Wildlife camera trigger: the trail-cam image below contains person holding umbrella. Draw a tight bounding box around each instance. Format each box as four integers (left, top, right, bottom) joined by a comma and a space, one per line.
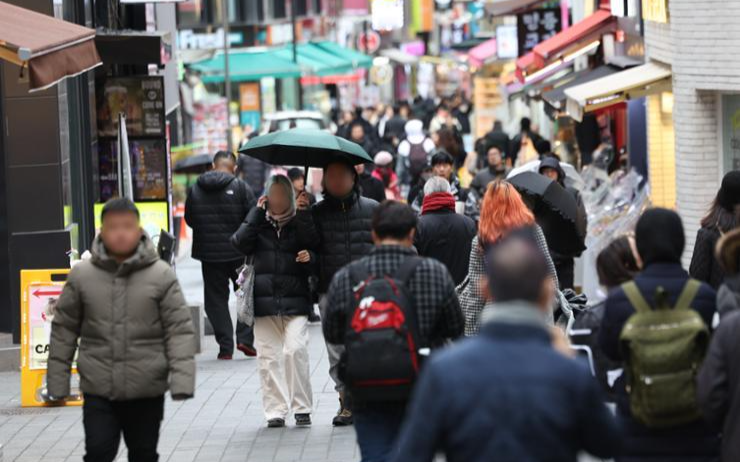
239, 128, 377, 427
313, 158, 380, 426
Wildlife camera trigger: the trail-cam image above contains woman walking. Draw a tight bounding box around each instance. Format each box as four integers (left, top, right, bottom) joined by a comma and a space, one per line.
458, 180, 559, 335
690, 170, 740, 289
231, 174, 318, 428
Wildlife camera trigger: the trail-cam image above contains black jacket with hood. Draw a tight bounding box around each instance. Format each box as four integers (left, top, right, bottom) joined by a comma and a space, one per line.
185, 171, 256, 262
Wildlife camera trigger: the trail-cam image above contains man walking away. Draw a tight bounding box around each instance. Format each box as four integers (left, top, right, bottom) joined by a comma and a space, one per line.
392, 235, 620, 462
324, 201, 464, 462
415, 177, 476, 285
185, 151, 257, 360
48, 199, 195, 462
599, 208, 719, 462
312, 158, 379, 426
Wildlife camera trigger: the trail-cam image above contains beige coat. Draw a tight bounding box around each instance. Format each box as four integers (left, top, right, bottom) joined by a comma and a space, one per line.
48, 234, 195, 400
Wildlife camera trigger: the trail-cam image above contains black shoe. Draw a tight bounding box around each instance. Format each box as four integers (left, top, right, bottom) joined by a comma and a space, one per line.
295, 413, 311, 426
267, 418, 285, 428
237, 343, 257, 357
308, 311, 321, 323
332, 405, 353, 426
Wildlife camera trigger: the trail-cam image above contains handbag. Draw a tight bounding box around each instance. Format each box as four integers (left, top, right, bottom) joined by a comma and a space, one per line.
235, 255, 256, 326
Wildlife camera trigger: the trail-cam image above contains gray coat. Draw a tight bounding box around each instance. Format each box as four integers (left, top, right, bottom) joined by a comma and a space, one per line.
48, 234, 195, 401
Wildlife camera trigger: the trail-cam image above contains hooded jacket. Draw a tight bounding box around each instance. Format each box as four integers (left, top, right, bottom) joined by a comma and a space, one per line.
231, 208, 319, 317
48, 234, 196, 401
185, 170, 256, 262
312, 191, 379, 293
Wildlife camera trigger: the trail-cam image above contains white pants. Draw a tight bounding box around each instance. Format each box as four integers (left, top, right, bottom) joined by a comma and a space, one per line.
253, 315, 313, 420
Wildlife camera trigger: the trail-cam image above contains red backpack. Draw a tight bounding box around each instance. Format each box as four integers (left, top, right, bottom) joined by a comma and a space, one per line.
343, 257, 424, 402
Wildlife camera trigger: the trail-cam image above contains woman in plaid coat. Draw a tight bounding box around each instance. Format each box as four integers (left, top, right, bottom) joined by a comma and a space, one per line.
457, 180, 558, 336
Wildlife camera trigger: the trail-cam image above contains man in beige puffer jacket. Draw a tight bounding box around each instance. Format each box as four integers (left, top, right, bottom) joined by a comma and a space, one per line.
48, 198, 195, 462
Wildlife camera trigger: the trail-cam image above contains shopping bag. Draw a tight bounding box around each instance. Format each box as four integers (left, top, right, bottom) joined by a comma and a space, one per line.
236, 256, 256, 326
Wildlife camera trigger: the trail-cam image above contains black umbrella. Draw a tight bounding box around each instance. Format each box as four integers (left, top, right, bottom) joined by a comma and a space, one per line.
239, 128, 373, 177
173, 153, 213, 174
508, 171, 586, 255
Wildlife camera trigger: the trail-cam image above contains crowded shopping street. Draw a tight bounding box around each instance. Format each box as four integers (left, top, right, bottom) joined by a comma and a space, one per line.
1, 0, 740, 461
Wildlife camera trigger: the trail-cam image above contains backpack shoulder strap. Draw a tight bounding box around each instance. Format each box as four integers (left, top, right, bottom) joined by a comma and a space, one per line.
394, 256, 423, 286
349, 261, 372, 290
621, 281, 652, 314
674, 279, 702, 311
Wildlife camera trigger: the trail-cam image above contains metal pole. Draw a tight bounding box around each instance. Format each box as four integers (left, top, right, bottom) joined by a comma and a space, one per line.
292, 0, 303, 110
223, 0, 233, 152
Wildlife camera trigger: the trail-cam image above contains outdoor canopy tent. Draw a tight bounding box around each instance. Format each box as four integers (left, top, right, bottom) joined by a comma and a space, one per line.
0, 1, 102, 91
541, 65, 621, 110
467, 38, 497, 68
564, 61, 672, 121
190, 42, 372, 83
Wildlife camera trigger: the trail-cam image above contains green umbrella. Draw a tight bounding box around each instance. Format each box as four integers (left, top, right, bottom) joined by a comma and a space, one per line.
239, 128, 373, 170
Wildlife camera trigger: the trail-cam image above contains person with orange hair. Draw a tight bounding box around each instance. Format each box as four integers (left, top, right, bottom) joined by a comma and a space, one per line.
457, 180, 558, 336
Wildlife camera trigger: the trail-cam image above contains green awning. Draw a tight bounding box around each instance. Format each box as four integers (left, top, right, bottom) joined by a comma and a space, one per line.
274, 43, 353, 76
190, 42, 372, 83
313, 41, 373, 69
191, 51, 302, 83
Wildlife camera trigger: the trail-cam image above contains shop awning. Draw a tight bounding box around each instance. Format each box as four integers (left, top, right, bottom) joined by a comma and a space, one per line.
533, 9, 615, 69
191, 51, 302, 83
541, 65, 620, 110
275, 43, 352, 76
380, 48, 419, 65
484, 0, 549, 16
565, 61, 672, 121
468, 38, 497, 67
0, 1, 102, 91
313, 42, 373, 69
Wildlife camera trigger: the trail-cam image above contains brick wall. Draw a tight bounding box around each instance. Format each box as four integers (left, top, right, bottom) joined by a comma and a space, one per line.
644, 0, 740, 263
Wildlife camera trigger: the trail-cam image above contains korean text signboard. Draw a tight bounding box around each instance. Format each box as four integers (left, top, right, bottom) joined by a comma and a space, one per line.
517, 8, 562, 56
21, 269, 82, 407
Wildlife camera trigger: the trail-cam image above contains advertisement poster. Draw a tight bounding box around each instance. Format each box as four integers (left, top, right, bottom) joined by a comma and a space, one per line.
98, 139, 168, 202
27, 284, 69, 370
96, 77, 165, 137
239, 82, 261, 131
517, 8, 562, 56
94, 202, 170, 236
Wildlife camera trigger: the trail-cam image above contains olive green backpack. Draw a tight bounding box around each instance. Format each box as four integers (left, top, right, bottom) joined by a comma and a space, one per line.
619, 280, 710, 428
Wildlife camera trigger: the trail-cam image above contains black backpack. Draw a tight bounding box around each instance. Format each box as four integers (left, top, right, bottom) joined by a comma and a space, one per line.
342, 257, 423, 403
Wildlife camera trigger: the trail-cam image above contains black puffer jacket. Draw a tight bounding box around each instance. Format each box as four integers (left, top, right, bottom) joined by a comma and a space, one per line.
312, 192, 379, 293
415, 209, 476, 285
185, 171, 256, 262
231, 208, 318, 317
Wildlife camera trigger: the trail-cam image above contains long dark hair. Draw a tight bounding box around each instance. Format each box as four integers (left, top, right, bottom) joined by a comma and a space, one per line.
435, 127, 462, 160
700, 197, 740, 233
596, 236, 640, 289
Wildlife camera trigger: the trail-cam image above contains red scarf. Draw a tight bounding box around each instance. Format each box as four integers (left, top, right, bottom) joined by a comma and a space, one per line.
422, 192, 456, 215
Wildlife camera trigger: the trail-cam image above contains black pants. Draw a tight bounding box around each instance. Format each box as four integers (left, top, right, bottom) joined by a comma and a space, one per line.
555, 257, 575, 291
202, 259, 254, 354
83, 394, 164, 462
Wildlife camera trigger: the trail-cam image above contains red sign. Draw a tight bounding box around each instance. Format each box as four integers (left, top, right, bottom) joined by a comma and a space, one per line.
357, 30, 381, 54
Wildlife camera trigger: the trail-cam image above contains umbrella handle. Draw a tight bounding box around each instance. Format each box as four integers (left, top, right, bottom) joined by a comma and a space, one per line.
304, 165, 309, 193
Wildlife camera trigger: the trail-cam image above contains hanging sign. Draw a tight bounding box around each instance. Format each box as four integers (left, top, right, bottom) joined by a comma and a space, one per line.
517, 8, 562, 56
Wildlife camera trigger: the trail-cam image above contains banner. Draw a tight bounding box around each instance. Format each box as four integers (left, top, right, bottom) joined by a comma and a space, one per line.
239, 82, 261, 131
517, 8, 562, 56
642, 0, 668, 23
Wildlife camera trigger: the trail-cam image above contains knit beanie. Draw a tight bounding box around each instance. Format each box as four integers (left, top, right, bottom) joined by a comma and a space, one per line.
635, 208, 685, 265
718, 170, 740, 212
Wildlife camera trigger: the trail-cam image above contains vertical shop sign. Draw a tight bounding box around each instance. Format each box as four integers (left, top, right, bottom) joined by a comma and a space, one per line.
239, 82, 261, 131
517, 8, 562, 56
642, 0, 668, 23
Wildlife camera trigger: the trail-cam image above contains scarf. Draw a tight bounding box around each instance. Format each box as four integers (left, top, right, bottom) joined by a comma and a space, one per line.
265, 206, 295, 235
421, 192, 456, 215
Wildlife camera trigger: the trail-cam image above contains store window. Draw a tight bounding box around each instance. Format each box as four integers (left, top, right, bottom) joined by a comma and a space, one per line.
313, 0, 322, 14
721, 94, 740, 173
295, 0, 308, 16
177, 0, 207, 28
243, 0, 265, 23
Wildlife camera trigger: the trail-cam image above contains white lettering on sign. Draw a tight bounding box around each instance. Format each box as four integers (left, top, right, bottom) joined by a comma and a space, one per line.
178, 29, 243, 50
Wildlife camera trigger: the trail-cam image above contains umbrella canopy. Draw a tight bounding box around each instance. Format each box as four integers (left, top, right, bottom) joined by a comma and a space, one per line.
508, 160, 585, 190
173, 153, 213, 174
508, 171, 586, 255
239, 128, 373, 168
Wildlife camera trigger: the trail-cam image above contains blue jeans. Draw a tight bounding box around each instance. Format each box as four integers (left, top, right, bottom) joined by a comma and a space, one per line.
354, 406, 407, 462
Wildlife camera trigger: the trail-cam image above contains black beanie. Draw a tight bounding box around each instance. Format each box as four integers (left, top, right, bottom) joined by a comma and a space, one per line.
718, 170, 740, 212
635, 208, 685, 265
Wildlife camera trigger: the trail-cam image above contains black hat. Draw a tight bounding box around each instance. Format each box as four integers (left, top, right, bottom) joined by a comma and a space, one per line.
539, 156, 565, 183
635, 208, 685, 265
431, 150, 454, 166
718, 170, 740, 212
